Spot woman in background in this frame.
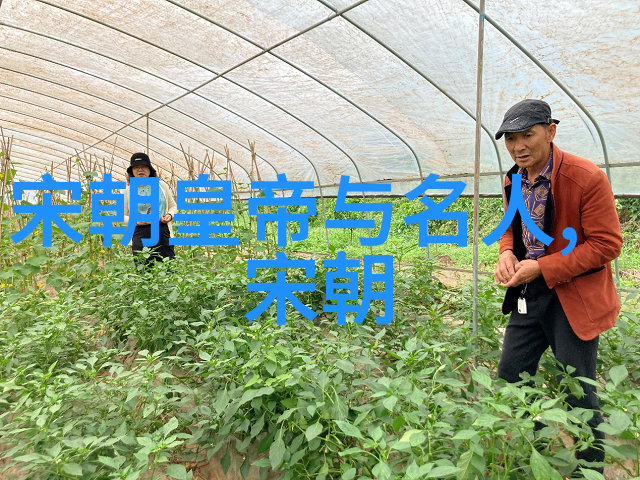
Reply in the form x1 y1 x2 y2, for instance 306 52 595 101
123 152 177 268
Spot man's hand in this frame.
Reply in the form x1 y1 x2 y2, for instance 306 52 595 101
503 259 542 288
495 250 518 285
160 214 173 224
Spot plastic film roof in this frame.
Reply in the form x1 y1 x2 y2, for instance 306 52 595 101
1 0 639 195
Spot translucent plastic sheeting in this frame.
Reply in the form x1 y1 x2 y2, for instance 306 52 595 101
0 0 638 195
0 43 162 114
195 78 359 182
612 167 640 198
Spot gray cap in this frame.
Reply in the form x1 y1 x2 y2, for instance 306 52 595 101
495 99 559 140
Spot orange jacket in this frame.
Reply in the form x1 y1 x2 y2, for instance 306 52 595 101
499 143 622 340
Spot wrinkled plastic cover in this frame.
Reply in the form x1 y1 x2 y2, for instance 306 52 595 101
0 0 638 195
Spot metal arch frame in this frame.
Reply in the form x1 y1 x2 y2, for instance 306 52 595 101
0 111 193 183
0 22 192 94
0 46 164 109
232 54 424 181
1 23 334 245
1 101 255 193
0 80 130 137
0 92 125 143
194 91 327 182
5 5 505 195
3 125 126 169
2 125 123 166
34 0 372 189
6 171 47 182
32 0 377 248
0 82 138 174
8 131 90 162
0 115 133 164
460 0 611 180
315 0 506 186
216 76 376 251
9 151 83 181
0 108 146 174
6 165 57 182
146 113 264 181
0 70 260 185
7 153 63 175
0 46 273 183
219 75 366 182
192 91 334 247
9 3 624 192
0 65 148 123
0 64 260 187
1 22 355 197
11 0 617 183
471 0 486 366
459 0 620 286
3 167 51 182
0 82 261 188
10 141 105 181
11 144 70 165
0 25 311 182
7 131 158 182
0 66 138 168
163 0 425 183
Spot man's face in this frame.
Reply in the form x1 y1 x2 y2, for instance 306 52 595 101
132 165 150 177
504 123 556 173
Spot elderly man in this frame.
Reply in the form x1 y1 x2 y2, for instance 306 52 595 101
493 99 622 474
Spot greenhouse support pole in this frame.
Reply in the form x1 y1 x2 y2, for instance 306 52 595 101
146 114 149 155
472 0 486 368
461 0 619 292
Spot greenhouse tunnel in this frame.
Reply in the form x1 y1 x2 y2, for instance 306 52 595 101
0 0 638 191
1 1 640 479
1 0 638 286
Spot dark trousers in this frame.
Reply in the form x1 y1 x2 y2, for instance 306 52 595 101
498 276 604 468
132 222 175 269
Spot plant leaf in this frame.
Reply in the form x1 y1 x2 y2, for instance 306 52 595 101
426 465 461 478
540 408 567 424
392 415 405 432
62 463 82 476
257 431 274 455
342 468 357 480
221 449 231 474
452 430 478 440
382 395 398 412
609 410 630 431
471 369 492 390
578 469 605 480
335 359 355 374
334 420 363 439
372 461 392 479
269 429 285 469
163 417 180 436
399 429 423 443
456 449 474 480
240 455 251 479
305 422 323 443
166 464 187 480
530 450 562 480
609 365 628 386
